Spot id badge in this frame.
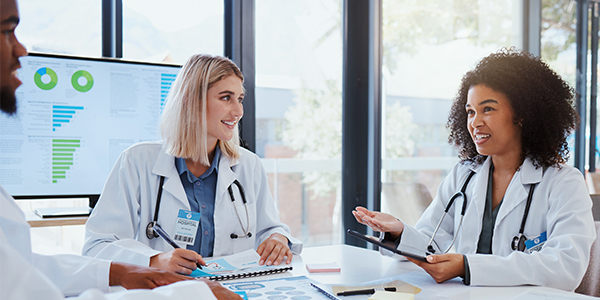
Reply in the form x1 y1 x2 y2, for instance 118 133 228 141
525 231 547 254
173 209 200 246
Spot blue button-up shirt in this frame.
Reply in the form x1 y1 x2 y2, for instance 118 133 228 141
175 147 221 257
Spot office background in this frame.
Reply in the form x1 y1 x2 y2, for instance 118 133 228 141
13 0 591 254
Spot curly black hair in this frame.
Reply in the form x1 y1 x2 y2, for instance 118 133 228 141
447 48 578 168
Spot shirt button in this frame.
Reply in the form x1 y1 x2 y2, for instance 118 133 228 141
195 182 201 186
201 204 206 209
204 231 209 235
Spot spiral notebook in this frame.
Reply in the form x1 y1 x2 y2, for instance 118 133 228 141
224 276 339 300
189 249 293 281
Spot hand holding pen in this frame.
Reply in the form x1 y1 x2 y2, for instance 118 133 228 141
149 224 206 274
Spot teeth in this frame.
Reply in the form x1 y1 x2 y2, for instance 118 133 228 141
222 120 236 126
475 134 490 140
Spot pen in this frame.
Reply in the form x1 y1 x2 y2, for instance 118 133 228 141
153 224 204 270
336 289 375 296
335 287 396 297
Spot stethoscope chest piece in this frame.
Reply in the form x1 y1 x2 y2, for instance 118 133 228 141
512 233 527 251
146 221 158 239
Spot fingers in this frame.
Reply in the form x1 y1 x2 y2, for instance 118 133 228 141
174 248 199 261
353 210 381 232
266 244 284 265
257 235 292 266
426 254 452 264
256 241 266 256
172 249 203 273
285 248 293 264
406 256 427 267
258 240 276 265
355 206 376 218
352 210 367 224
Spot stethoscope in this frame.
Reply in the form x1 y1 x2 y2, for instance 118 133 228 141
426 170 537 254
145 175 252 241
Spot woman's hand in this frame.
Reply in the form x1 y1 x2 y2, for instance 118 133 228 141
109 262 192 289
150 248 206 275
407 253 465 283
256 233 292 266
352 206 404 237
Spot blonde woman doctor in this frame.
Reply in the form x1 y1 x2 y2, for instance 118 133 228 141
83 55 301 275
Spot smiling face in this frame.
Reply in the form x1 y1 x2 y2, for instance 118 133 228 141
0 0 27 114
205 75 244 149
466 84 522 159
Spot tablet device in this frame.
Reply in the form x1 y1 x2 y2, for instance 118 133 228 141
346 229 428 262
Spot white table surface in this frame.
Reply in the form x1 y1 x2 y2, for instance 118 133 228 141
282 244 597 300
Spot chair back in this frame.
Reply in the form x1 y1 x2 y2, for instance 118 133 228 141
591 194 600 221
576 221 600 296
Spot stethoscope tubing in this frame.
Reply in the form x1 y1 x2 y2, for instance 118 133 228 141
146 176 251 240
427 170 536 254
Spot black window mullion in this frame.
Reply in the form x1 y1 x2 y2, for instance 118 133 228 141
101 0 122 58
342 0 382 247
575 0 589 173
224 0 255 152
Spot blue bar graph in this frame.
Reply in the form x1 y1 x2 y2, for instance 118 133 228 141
160 73 177 111
52 105 84 132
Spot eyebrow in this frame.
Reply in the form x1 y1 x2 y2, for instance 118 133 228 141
479 99 498 105
1 16 19 25
218 90 244 97
466 98 498 107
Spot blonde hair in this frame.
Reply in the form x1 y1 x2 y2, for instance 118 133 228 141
160 54 244 166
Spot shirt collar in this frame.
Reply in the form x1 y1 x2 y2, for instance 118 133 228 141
175 146 221 182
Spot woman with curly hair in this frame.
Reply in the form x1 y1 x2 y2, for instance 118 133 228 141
353 49 595 290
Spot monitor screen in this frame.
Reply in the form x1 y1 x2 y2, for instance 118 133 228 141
0 53 181 198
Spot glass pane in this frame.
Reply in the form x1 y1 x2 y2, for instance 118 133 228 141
256 0 342 246
123 0 224 64
381 0 521 225
541 0 576 166
16 0 101 56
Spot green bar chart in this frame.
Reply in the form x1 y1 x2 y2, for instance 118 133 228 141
52 139 80 183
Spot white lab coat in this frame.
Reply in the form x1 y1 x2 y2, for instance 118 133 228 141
392 157 596 291
83 142 302 266
0 185 216 300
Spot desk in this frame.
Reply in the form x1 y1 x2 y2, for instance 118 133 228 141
25 211 87 227
288 245 594 300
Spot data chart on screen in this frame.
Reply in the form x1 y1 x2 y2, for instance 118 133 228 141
0 53 180 196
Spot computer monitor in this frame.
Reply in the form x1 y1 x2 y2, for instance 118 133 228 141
0 53 181 201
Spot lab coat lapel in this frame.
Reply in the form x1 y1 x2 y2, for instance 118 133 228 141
216 154 239 204
459 158 490 253
151 147 190 209
494 158 542 227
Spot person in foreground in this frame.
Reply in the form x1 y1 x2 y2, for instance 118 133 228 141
0 0 240 299
83 54 301 274
353 49 596 291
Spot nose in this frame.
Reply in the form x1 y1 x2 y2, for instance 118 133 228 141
469 112 483 129
233 101 244 120
14 36 28 59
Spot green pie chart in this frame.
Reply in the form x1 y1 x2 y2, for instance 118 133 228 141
71 70 94 92
34 67 58 90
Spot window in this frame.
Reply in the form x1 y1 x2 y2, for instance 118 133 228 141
541 0 577 166
255 0 342 246
16 0 101 56
122 0 224 64
380 0 522 225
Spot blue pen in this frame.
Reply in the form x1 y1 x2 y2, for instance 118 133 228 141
153 224 204 270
